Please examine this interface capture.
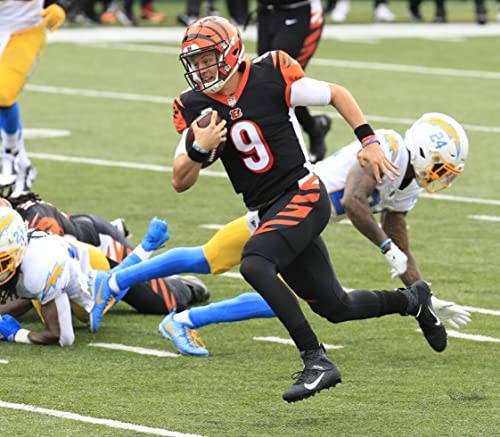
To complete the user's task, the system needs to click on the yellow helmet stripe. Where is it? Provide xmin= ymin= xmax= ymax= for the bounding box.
xmin=0 ymin=213 xmax=14 ymax=236
xmin=423 ymin=117 xmax=461 ymax=155
xmin=384 ymin=133 xmax=399 ymax=160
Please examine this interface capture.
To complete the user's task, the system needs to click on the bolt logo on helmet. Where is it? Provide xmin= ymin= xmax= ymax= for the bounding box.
xmin=0 ymin=206 xmax=27 ymax=301
xmin=179 ymin=16 xmax=245 ymax=94
xmin=404 ymin=112 xmax=469 ymax=193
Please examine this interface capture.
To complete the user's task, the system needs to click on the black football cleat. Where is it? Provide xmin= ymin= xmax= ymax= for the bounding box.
xmin=401 ymin=280 xmax=447 ymax=352
xmin=282 ymin=346 xmax=342 ymax=403
xmin=173 ymin=275 xmax=211 ymax=305
xmin=308 ymin=115 xmax=332 ymax=164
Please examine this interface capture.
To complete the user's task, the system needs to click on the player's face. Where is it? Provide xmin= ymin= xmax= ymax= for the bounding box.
xmin=188 ymin=50 xmax=219 ymax=83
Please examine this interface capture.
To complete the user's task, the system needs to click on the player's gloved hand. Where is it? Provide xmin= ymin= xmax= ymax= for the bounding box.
xmin=431 ymin=296 xmax=471 ymax=329
xmin=40 ymin=4 xmax=66 ymax=32
xmin=383 ymin=244 xmax=408 ymax=278
xmin=141 ymin=217 xmax=170 ymax=251
xmin=0 ymin=314 xmax=22 ymax=342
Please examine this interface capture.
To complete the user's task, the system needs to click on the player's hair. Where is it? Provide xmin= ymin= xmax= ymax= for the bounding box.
xmin=8 ymin=192 xmax=42 ymax=209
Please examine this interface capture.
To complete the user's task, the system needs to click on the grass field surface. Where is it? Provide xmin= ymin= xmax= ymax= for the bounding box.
xmin=1 ymin=20 xmax=499 ymax=436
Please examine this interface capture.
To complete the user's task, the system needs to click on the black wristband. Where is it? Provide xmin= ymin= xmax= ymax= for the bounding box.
xmin=354 ymin=124 xmax=375 ymax=142
xmin=187 ymin=146 xmax=209 ymax=164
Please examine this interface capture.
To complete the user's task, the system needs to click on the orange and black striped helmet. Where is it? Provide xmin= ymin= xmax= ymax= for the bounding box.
xmin=179 ymin=16 xmax=245 ymax=93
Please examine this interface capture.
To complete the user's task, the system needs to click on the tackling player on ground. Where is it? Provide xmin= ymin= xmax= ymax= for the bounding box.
xmin=0 ymin=207 xmax=170 ymax=346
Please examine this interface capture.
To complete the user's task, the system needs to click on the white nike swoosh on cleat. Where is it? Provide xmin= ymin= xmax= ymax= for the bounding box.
xmin=285 ymin=18 xmax=298 ymax=25
xmin=428 ymin=307 xmax=442 ymax=326
xmin=304 ymin=372 xmax=326 ymax=390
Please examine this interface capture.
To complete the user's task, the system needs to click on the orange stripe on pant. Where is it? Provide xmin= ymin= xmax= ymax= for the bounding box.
xmin=255 ymin=175 xmax=321 ymax=235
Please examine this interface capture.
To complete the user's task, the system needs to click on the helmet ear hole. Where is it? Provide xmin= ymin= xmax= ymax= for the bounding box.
xmin=419 ymin=147 xmax=425 ymax=158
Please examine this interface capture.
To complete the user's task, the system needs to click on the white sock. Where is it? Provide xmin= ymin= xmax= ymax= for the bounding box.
xmin=108 ymin=273 xmax=120 ymax=293
xmin=173 ymin=310 xmax=194 ymax=328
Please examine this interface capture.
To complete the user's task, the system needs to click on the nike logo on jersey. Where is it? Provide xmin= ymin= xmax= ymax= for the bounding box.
xmin=304 ymin=372 xmax=326 ymax=390
xmin=285 ymin=18 xmax=298 ymax=25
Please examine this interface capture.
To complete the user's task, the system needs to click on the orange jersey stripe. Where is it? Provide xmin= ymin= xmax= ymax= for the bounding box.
xmin=173 ymin=97 xmax=188 ymax=133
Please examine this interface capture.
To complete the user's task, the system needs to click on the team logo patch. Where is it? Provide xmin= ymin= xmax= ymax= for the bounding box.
xmin=230 ymin=108 xmax=243 ymax=120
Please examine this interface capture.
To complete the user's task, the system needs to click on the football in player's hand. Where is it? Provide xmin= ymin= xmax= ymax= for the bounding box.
xmin=186 ymin=111 xmax=226 ymax=168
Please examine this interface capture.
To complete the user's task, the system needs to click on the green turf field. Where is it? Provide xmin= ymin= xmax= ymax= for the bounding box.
xmin=1 ymin=22 xmax=499 ymax=436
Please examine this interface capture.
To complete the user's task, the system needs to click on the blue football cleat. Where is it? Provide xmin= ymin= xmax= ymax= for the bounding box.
xmin=158 ymin=311 xmax=209 ymax=356
xmin=89 ymin=271 xmax=114 ymax=333
xmin=141 ymin=217 xmax=170 ymax=251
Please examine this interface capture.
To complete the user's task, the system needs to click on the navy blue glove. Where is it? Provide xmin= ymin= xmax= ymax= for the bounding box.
xmin=0 ymin=314 xmax=22 ymax=342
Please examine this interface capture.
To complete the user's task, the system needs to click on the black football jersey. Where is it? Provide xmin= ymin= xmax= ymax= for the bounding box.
xmin=173 ymin=51 xmax=311 ymax=210
xmin=15 ymin=200 xmax=78 ymax=236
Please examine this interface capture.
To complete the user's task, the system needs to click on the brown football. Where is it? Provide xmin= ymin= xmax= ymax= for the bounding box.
xmin=185 ymin=110 xmax=226 ymax=168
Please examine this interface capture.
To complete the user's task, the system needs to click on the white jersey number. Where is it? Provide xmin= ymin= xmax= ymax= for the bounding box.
xmin=230 ymin=121 xmax=274 ymax=173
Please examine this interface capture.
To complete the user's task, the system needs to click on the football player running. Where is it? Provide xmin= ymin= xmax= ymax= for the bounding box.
xmin=0 ymin=206 xmax=170 ymax=346
xmin=0 ymin=0 xmax=68 ymax=195
xmin=95 ymin=16 xmax=456 ymax=403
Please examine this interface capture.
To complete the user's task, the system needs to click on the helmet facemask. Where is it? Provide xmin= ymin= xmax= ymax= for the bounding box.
xmin=179 ymin=16 xmax=245 ymax=94
xmin=180 ymin=45 xmax=232 ymax=93
xmin=414 ymin=153 xmax=464 ymax=193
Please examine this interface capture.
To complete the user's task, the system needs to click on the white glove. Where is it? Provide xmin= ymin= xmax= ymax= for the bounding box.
xmin=383 ymin=244 xmax=408 ymax=278
xmin=431 ymin=296 xmax=471 ymax=329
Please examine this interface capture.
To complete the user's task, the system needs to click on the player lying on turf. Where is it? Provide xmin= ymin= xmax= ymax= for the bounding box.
xmin=0 ymin=208 xmax=170 ymax=346
xmin=0 ymin=190 xmax=210 ymax=318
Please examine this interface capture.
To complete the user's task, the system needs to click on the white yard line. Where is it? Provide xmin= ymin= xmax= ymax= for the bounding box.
xmin=0 ymin=359 xmax=8 ymax=364
xmin=468 ymin=215 xmax=500 ymax=222
xmin=76 ymin=41 xmax=500 ymax=82
xmin=24 ymin=84 xmax=500 ymax=134
xmin=0 ymin=401 xmax=203 ymax=437
xmin=420 ymin=193 xmax=500 ymax=206
xmin=446 ymin=330 xmax=500 ymax=343
xmin=24 ymin=128 xmax=71 ymax=139
xmin=28 ymin=152 xmax=500 ymax=213
xmin=461 ymin=306 xmax=500 ymax=316
xmin=253 ymin=336 xmax=343 ymax=350
xmin=88 ymin=342 xmax=179 ymax=357
xmin=47 ymin=24 xmax=500 ymax=45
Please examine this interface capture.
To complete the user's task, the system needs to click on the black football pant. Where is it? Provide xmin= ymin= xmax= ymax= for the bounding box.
xmin=241 ymin=175 xmax=408 ymax=352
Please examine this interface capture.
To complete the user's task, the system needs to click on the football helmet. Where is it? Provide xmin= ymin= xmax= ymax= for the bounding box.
xmin=404 ymin=113 xmax=469 ymax=193
xmin=179 ymin=16 xmax=245 ymax=93
xmin=0 ymin=206 xmax=27 ymax=289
